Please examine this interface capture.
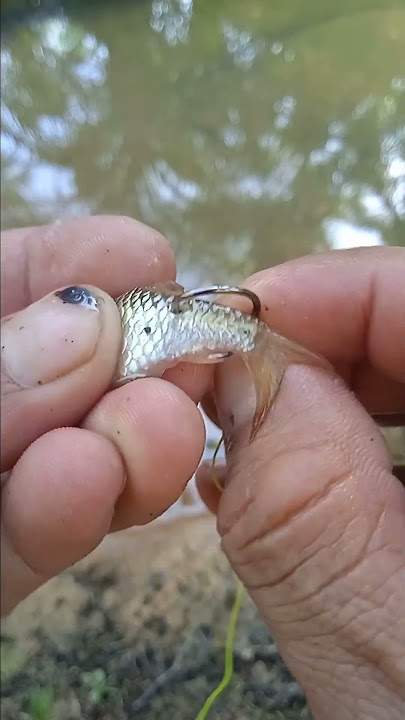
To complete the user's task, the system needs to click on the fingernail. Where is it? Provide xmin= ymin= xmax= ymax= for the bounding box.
xmin=1 ymin=286 xmax=101 ymax=389
xmin=214 ymin=356 xmax=257 ymax=443
xmin=54 ymin=286 xmax=99 ymax=310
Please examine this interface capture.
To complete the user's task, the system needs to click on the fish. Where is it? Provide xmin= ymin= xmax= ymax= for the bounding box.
xmin=112 ymin=281 xmax=329 ymax=441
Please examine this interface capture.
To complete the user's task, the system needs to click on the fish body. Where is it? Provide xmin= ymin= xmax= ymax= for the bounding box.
xmin=114 ymin=282 xmax=259 ymax=381
xmin=113 ymin=281 xmax=328 ymax=440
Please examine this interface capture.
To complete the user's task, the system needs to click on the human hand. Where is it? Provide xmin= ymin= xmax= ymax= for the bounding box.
xmin=1 ymin=216 xmax=211 ymax=616
xmin=197 ymin=247 xmax=405 ymax=720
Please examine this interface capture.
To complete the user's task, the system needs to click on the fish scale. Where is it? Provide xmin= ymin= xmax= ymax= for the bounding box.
xmin=112 ymin=281 xmax=329 ymax=442
xmin=113 ymin=284 xmax=259 ymax=385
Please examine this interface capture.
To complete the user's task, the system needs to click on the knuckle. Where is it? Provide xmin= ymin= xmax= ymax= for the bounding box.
xmin=221 ymin=446 xmax=389 ymax=606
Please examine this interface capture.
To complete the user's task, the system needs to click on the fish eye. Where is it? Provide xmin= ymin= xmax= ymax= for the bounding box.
xmin=144 ymin=326 xmax=152 ymax=334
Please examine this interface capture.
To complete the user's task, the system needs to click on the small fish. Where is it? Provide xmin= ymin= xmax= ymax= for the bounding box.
xmin=112 ymin=281 xmax=329 ymax=441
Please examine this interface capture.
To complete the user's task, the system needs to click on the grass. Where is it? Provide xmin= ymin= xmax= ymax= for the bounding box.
xmin=1 ymin=640 xmax=26 ymax=681
xmin=28 ymin=686 xmax=54 ymax=720
xmin=82 ymin=667 xmax=118 ymax=703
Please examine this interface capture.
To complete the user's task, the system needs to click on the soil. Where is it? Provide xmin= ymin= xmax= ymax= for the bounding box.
xmin=1 ymin=514 xmax=312 ymax=720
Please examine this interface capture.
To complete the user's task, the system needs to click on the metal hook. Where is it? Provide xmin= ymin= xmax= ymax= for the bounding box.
xmin=178 ymin=285 xmax=261 ymax=318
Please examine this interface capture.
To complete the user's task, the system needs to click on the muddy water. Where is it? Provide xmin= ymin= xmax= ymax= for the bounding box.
xmin=2 ymin=0 xmax=404 ymax=518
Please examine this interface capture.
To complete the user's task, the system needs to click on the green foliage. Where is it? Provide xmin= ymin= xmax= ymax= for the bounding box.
xmin=0 ymin=641 xmax=26 ymax=681
xmin=28 ymin=686 xmax=54 ymax=720
xmin=82 ymin=668 xmax=117 ymax=704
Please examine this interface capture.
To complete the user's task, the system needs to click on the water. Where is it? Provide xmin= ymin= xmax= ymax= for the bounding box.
xmin=1 ymin=0 xmax=404 ymax=516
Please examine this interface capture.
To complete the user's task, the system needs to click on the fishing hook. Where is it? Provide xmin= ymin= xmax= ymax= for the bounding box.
xmin=178 ymin=285 xmax=262 ymax=318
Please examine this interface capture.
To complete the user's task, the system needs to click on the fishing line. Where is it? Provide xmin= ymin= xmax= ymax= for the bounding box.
xmin=194 ymin=435 xmax=245 ymax=720
xmin=195 ymin=580 xmax=244 ymax=720
xmin=211 ymin=433 xmax=225 ymax=492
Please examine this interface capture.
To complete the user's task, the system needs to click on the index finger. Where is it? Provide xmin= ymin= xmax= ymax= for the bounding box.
xmin=246 ymin=246 xmax=405 ymax=385
xmin=1 ymin=215 xmax=175 ymax=317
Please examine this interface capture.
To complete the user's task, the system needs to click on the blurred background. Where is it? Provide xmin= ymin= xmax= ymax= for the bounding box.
xmin=1 ymin=1 xmax=404 ymax=718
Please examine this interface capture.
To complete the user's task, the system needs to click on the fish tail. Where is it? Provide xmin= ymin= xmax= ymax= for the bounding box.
xmin=242 ymin=323 xmax=331 ymax=443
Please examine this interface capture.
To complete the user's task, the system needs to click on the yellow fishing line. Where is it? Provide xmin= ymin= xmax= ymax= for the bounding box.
xmin=194 ymin=435 xmax=245 ymax=720
xmin=195 ymin=580 xmax=244 ymax=720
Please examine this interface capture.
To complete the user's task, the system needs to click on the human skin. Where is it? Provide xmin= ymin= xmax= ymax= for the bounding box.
xmin=1 ymin=216 xmax=212 ymax=615
xmin=197 ymin=247 xmax=405 ymax=719
xmin=1 ymin=218 xmax=404 ymax=719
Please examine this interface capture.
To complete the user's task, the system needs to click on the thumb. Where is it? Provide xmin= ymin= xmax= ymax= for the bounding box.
xmin=207 ymin=357 xmax=405 ymax=716
xmin=1 ymin=286 xmax=122 ymax=472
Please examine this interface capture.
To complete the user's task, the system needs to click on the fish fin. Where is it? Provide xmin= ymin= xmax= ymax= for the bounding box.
xmin=242 ymin=324 xmax=332 ymax=443
xmin=152 ymin=281 xmax=185 ymax=297
xmin=181 ymin=351 xmax=231 ymax=365
xmin=112 ymin=372 xmax=148 ymax=388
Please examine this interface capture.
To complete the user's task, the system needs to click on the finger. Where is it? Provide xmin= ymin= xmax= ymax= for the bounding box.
xmin=1 ymin=285 xmax=122 ymax=472
xmin=245 ymin=246 xmax=405 ymax=395
xmin=163 ymin=363 xmax=213 ymax=404
xmin=393 ymin=466 xmax=405 ymax=485
xmin=202 ymin=398 xmax=405 ymax=430
xmin=197 ymin=457 xmax=405 ymax=505
xmin=374 ymin=414 xmax=405 ymax=426
xmin=214 ymin=356 xmax=405 ymax=712
xmin=201 ymin=370 xmax=405 ymax=428
xmin=1 ymin=215 xmax=175 ymax=317
xmin=351 ymin=363 xmax=405 ymax=417
xmin=201 ymin=391 xmax=220 ymax=428
xmin=195 ymin=460 xmax=224 ymax=515
xmin=83 ymin=378 xmax=206 ymax=529
xmin=1 ymin=428 xmax=125 ymax=616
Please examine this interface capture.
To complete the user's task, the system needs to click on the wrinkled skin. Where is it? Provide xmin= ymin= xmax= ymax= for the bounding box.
xmin=1 ymin=217 xmax=404 ymax=720
xmin=197 ymin=247 xmax=405 ymax=720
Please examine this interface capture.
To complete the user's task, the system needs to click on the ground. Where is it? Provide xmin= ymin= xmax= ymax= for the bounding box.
xmin=1 ymin=514 xmax=312 ymax=720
